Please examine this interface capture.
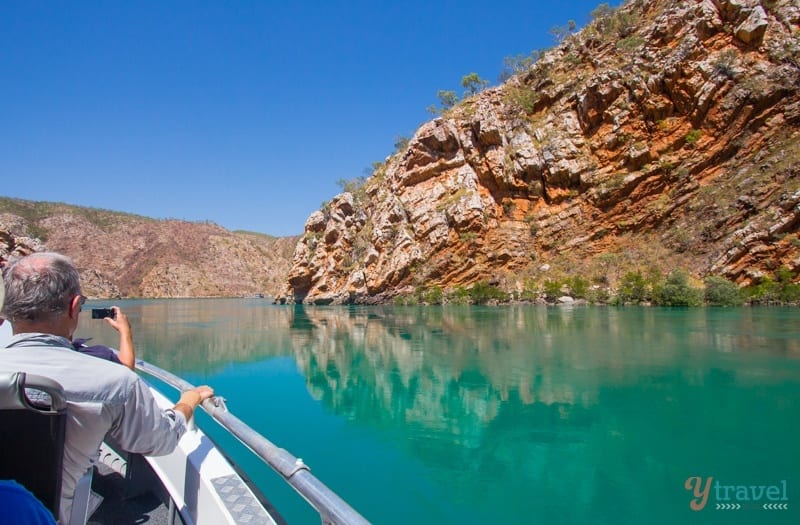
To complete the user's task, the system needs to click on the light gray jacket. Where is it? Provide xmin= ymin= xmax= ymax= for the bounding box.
xmin=1 ymin=333 xmax=187 ymax=523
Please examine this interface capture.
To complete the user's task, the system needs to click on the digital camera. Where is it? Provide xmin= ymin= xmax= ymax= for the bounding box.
xmin=91 ymin=308 xmax=115 ymax=320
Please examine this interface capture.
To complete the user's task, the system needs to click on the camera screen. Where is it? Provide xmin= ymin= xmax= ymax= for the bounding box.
xmin=91 ymin=308 xmax=115 ymax=319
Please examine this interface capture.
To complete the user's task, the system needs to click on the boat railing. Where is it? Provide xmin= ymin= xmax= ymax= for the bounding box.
xmin=135 ymin=358 xmax=371 ymax=525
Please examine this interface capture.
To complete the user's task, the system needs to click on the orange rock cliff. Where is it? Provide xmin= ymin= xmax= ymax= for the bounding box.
xmin=280 ymin=0 xmax=800 ymax=304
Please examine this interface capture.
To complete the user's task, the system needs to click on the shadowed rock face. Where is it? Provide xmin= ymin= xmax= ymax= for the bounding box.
xmin=281 ymin=0 xmax=800 ymax=305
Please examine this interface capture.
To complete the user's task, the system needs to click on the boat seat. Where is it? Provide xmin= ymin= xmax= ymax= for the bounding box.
xmin=0 ymin=371 xmax=102 ymax=525
xmin=0 ymin=371 xmax=67 ymax=518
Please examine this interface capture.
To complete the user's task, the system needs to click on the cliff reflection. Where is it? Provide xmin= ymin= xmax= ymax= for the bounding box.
xmin=290 ymin=306 xmax=604 ymax=445
xmin=285 ymin=305 xmax=800 ymax=521
xmin=288 ymin=305 xmax=799 ymax=440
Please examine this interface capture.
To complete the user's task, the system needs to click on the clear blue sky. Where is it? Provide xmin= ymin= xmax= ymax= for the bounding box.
xmin=1 ymin=1 xmax=617 ymax=237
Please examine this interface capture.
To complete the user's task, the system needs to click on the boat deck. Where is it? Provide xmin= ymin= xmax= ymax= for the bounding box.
xmin=88 ymin=452 xmax=178 ymax=525
xmin=88 ymin=467 xmax=173 ymax=525
xmin=86 ymin=435 xmax=284 ymax=525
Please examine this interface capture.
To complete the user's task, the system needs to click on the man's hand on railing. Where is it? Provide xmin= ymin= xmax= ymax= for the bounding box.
xmin=173 ymin=386 xmax=214 ymax=421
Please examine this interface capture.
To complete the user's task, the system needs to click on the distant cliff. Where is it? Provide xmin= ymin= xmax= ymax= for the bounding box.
xmin=0 ymin=197 xmax=298 ymax=298
xmin=280 ymin=0 xmax=800 ymax=304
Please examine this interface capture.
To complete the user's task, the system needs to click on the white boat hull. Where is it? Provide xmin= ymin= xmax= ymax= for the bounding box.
xmin=138 ymin=386 xmax=278 ymax=525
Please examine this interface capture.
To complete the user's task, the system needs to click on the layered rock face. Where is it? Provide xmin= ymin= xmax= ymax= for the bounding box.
xmin=0 ymin=199 xmax=298 ymax=298
xmin=282 ymin=0 xmax=800 ymax=304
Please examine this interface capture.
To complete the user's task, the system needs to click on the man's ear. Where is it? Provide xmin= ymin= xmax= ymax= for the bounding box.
xmin=68 ymin=295 xmax=82 ymax=319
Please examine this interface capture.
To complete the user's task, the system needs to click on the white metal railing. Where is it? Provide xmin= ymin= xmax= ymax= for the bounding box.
xmin=135 ymin=359 xmax=371 ymax=525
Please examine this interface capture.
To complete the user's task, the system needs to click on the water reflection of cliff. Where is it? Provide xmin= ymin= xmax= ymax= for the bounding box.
xmin=289 ymin=306 xmax=800 ymax=437
xmin=287 ymin=306 xmax=800 ymax=522
xmin=291 ymin=306 xmax=605 ymax=444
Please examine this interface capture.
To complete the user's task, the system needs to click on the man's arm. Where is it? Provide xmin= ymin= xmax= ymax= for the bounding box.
xmin=104 ymin=307 xmax=135 ymax=369
xmin=172 ymin=386 xmax=215 ymax=421
xmin=110 ymin=378 xmax=215 ymax=457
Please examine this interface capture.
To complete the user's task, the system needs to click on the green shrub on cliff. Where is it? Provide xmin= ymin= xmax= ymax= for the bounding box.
xmin=421 ymin=286 xmax=444 ymax=305
xmin=745 ymin=267 xmax=800 ymax=304
xmin=447 ymin=286 xmax=471 ymax=305
xmin=567 ymin=275 xmax=589 ymax=299
xmin=25 ymin=224 xmax=49 ymax=242
xmin=685 ymin=129 xmax=702 ymax=144
xmin=744 ymin=277 xmax=780 ymax=304
xmin=590 ymin=3 xmax=638 ymax=39
xmin=469 ymin=281 xmax=507 ymax=304
xmin=775 ymin=266 xmax=800 ymax=302
xmin=461 ymin=73 xmax=489 ymax=96
xmin=616 ymin=271 xmax=649 ymax=304
xmin=542 ymin=278 xmax=563 ymax=300
xmin=704 ymin=276 xmax=743 ymax=306
xmin=499 ymin=50 xmax=543 ymax=82
xmin=652 ymin=270 xmax=702 ymax=306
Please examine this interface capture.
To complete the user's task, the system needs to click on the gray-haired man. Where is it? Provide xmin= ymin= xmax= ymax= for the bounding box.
xmin=0 ymin=252 xmax=214 ymax=523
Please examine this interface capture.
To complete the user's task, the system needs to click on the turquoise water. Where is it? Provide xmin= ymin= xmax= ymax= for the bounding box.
xmin=78 ymin=301 xmax=800 ymax=524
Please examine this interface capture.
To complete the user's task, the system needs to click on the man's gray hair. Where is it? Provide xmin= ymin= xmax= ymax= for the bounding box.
xmin=1 ymin=252 xmax=82 ymax=323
